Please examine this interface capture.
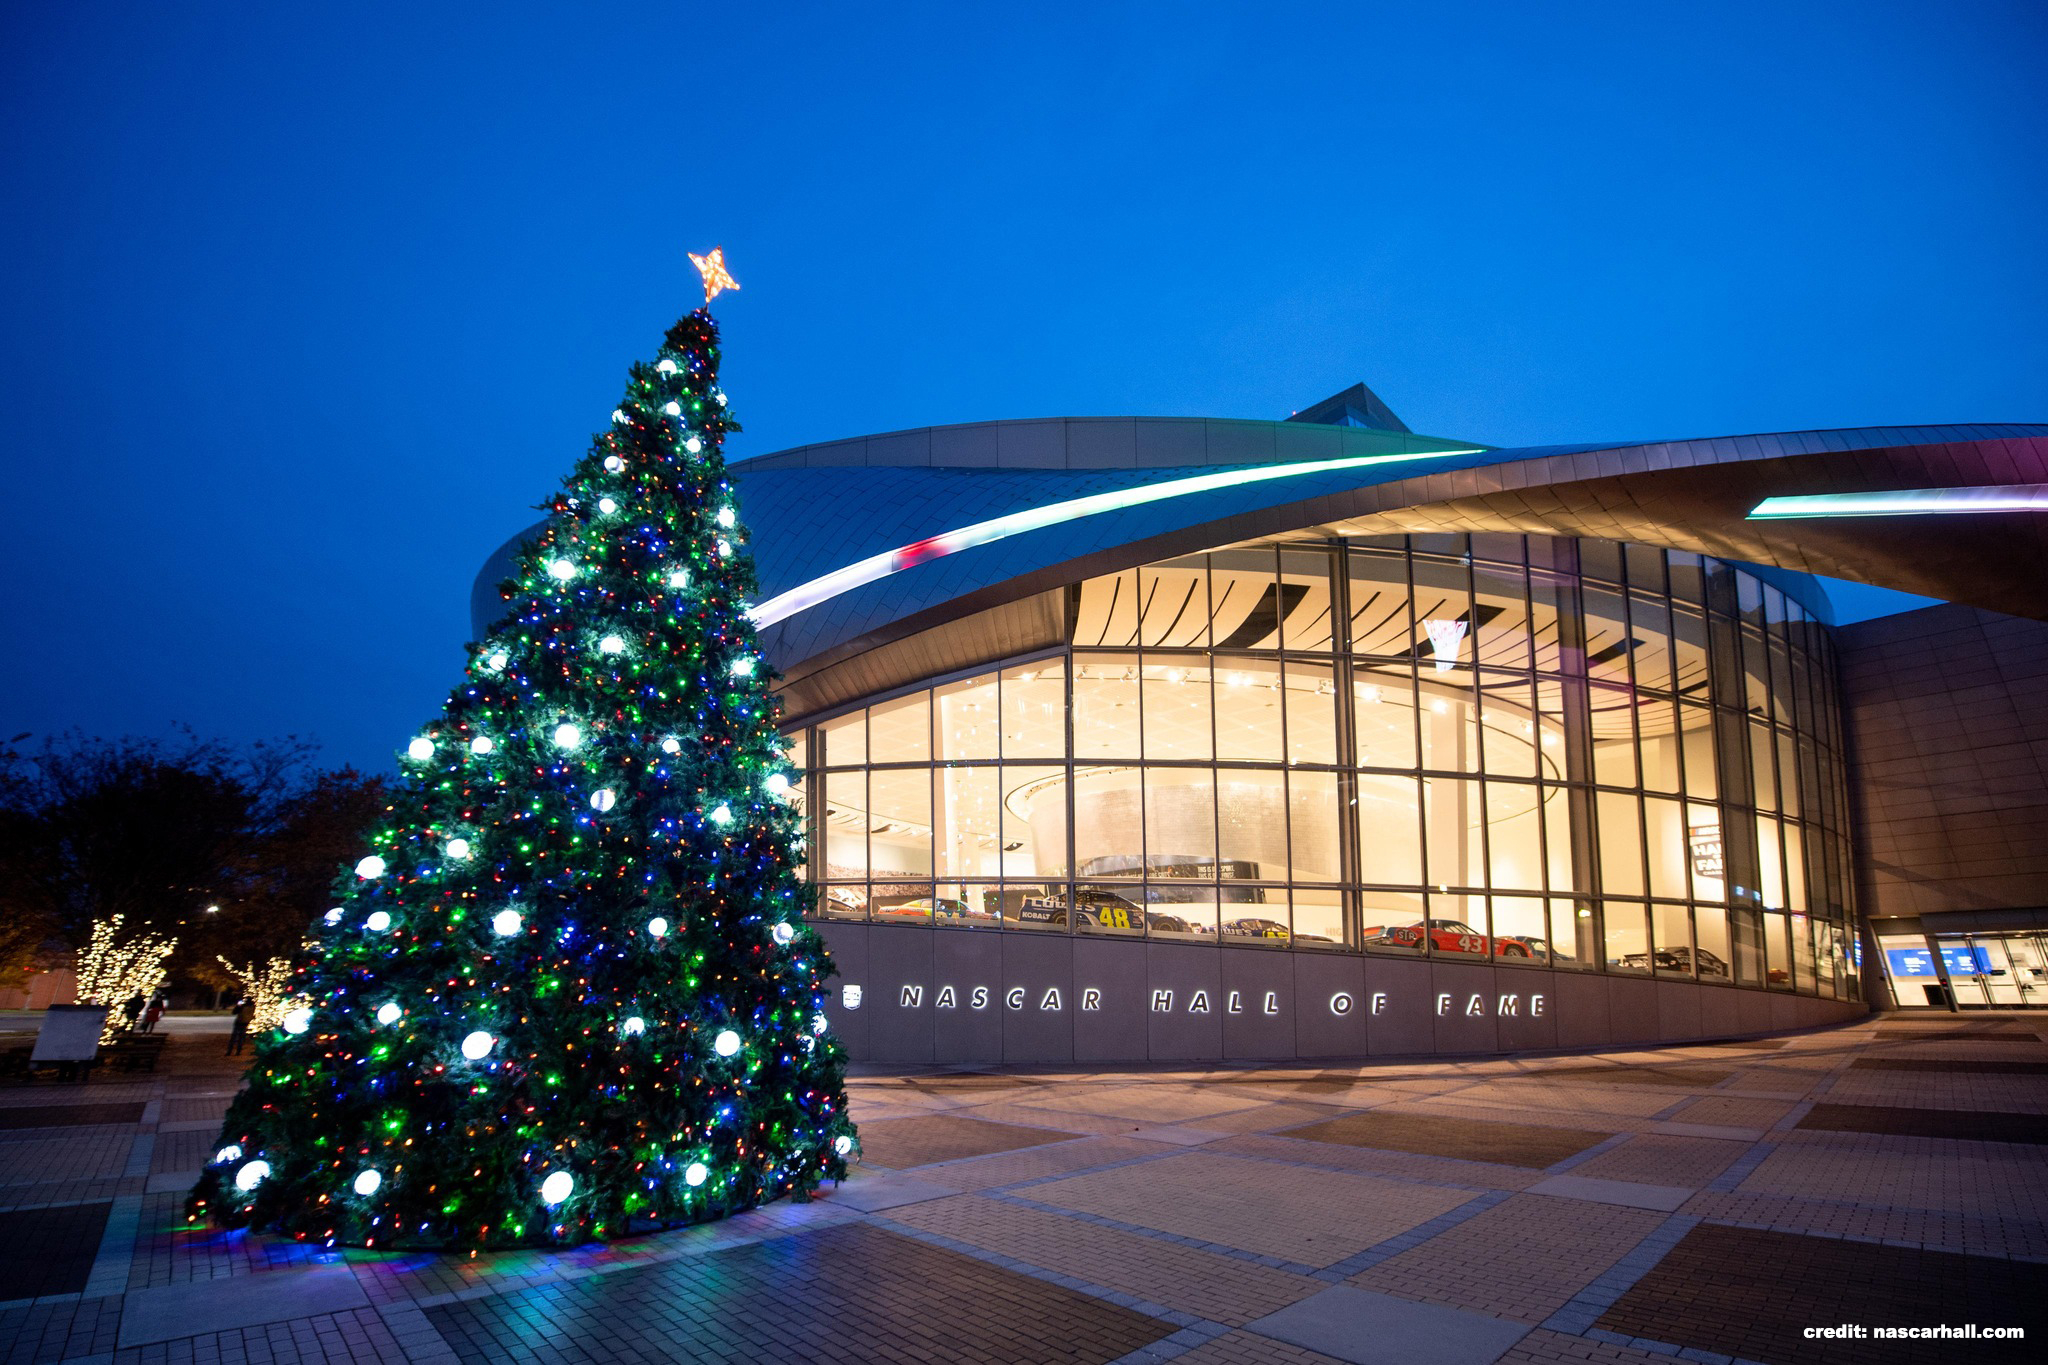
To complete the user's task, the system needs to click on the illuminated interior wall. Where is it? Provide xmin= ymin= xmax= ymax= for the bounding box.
xmin=790 ymin=533 xmax=1857 ymax=999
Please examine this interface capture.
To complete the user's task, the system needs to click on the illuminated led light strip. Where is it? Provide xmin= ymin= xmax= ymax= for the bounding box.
xmin=1747 ymin=485 xmax=2048 ymax=520
xmin=746 ymin=446 xmax=1483 ymax=627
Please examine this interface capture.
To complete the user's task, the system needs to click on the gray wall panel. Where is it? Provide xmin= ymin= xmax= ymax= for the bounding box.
xmin=813 ymin=922 xmax=870 ymax=1058
xmin=1221 ymin=949 xmax=1297 ymax=1059
xmin=1298 ymin=953 xmax=1372 ymax=1057
xmin=867 ymin=924 xmax=936 ymax=1064
xmin=1551 ymin=971 xmax=1612 ymax=1050
xmin=1360 ymin=955 xmax=1433 ymax=1054
xmin=1608 ymin=976 xmax=1661 ymax=1045
xmin=932 ymin=930 xmax=1005 ymax=1063
xmin=1002 ymin=934 xmax=1077 ymax=1065
xmin=1072 ymin=938 xmax=1149 ymax=1062
xmin=1494 ymin=966 xmax=1558 ymax=1051
xmin=1146 ymin=943 xmax=1225 ymax=1061
xmin=1430 ymin=961 xmax=1501 ymax=1054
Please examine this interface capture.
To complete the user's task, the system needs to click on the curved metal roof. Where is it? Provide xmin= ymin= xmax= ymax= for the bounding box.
xmin=474 ymin=418 xmax=2048 ymax=681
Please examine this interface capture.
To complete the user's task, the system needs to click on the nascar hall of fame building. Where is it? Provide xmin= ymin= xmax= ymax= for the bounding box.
xmin=478 ymin=383 xmax=2048 ymax=1064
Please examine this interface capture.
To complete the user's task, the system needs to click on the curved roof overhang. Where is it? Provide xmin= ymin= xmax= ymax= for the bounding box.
xmin=742 ymin=423 xmax=2048 ymax=688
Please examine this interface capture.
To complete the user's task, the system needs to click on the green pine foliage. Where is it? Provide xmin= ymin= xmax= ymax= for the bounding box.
xmin=191 ymin=308 xmax=855 ymax=1248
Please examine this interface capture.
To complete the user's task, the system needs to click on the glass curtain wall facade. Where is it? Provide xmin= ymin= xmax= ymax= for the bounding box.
xmin=793 ymin=533 xmax=1860 ymax=1000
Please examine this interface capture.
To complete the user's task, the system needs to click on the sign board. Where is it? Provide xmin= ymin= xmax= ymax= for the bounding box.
xmin=1884 ymin=947 xmax=1938 ymax=979
xmin=1688 ymin=823 xmax=1724 ymax=878
xmin=30 ymin=1004 xmax=108 ymax=1062
xmin=1939 ymin=943 xmax=1999 ymax=977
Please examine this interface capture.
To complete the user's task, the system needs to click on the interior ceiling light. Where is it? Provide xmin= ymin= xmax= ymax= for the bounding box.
xmin=747 ymin=446 xmax=1483 ymax=628
xmin=1747 ymin=485 xmax=2048 ymax=519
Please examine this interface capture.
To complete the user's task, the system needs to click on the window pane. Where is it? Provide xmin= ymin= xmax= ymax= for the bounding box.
xmin=1362 ymin=891 xmax=1427 ymax=952
xmin=1222 ymin=889 xmax=1292 ymax=943
xmin=1279 ymin=548 xmax=1336 ymax=652
xmin=1002 ymin=765 xmax=1069 ymax=880
xmin=1644 ymin=797 xmax=1688 ymax=899
xmin=1356 ymin=774 xmax=1422 ymax=885
xmin=1355 ymin=664 xmax=1418 ymax=768
xmin=1290 ymin=886 xmax=1346 ymax=948
xmin=1529 ymin=572 xmax=1568 ymax=675
xmin=1073 ymin=654 xmax=1141 ymax=759
xmin=1473 ymin=560 xmax=1532 ymax=671
xmin=1286 ymin=770 xmax=1343 ymax=883
xmin=935 ymin=764 xmax=1000 ymax=879
xmin=1605 ymin=902 xmax=1650 ymax=971
xmin=1210 ymin=547 xmax=1280 ymax=650
xmin=934 ymin=881 xmax=1002 ymax=927
xmin=1693 ymin=905 xmax=1732 ymax=979
xmin=1750 ymin=722 xmax=1777 ymax=810
xmin=1143 ymin=660 xmax=1213 ymax=761
xmin=1589 ymin=682 xmax=1637 ymax=787
xmin=1074 ymin=883 xmax=1146 ymax=937
xmin=1073 ymin=569 xmax=1142 ymax=647
xmin=1637 ymin=699 xmax=1682 ymax=794
xmin=1756 ymin=816 xmax=1785 ymax=910
xmin=1484 ymin=781 xmax=1543 ymax=892
xmin=1671 ymin=607 xmax=1711 ymax=701
xmin=869 ymin=692 xmax=931 ymax=764
xmin=1627 ymin=593 xmax=1676 ymax=694
xmin=1217 ymin=768 xmax=1289 ymax=880
xmin=1680 ymin=704 xmax=1718 ymax=801
xmin=1284 ymin=661 xmax=1337 ymax=764
xmin=1139 ymin=556 xmax=1209 ymax=648
xmin=1146 ymin=768 xmax=1217 ymax=880
xmin=1216 ymin=657 xmax=1285 ymax=761
xmin=784 ymin=731 xmax=808 ymax=770
xmin=1492 ymin=895 xmax=1550 ymax=961
xmin=1424 ymin=776 xmax=1484 ymax=889
xmin=933 ymin=674 xmax=999 ymax=761
xmin=867 ymin=768 xmax=932 ymax=918
xmin=1551 ymin=898 xmax=1595 ymax=968
xmin=823 ymin=770 xmax=865 ymax=879
xmin=1764 ymin=910 xmax=1792 ymax=988
xmin=1348 ymin=547 xmax=1412 ymax=658
xmin=1478 ymin=674 xmax=1539 ymax=779
xmin=1001 ymin=662 xmax=1065 ymax=759
xmin=821 ymin=709 xmax=866 ymax=768
xmin=1652 ymin=904 xmax=1692 ymax=976
xmin=1783 ymin=822 xmax=1808 ymax=913
xmin=1596 ymin=791 xmax=1645 ymax=896
xmin=1419 ymin=668 xmax=1481 ymax=773
xmin=1542 ymin=785 xmax=1578 ymax=894
xmin=1072 ymin=764 xmax=1142 ymax=878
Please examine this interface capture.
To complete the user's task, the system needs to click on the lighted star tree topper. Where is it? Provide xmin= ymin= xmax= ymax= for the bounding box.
xmin=191 ymin=251 xmax=856 ymax=1249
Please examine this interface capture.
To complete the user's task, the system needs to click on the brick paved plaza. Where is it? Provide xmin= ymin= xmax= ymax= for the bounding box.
xmin=2 ymin=1014 xmax=2044 ymax=1364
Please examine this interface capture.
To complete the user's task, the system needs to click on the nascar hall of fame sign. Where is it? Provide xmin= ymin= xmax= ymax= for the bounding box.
xmin=839 ymin=982 xmax=1547 ymax=1018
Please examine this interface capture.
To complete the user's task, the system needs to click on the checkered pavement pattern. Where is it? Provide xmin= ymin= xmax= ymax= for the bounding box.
xmin=1 ymin=1011 xmax=2043 ymax=1364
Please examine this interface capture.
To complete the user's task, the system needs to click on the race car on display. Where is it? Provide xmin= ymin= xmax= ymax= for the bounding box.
xmin=1358 ymin=917 xmax=1543 ymax=958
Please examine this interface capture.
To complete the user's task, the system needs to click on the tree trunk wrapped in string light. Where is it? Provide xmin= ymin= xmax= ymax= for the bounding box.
xmin=191 ymin=252 xmax=855 ymax=1248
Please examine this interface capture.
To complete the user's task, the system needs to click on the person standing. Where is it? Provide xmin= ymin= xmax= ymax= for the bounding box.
xmin=121 ymin=992 xmax=146 ymax=1032
xmin=226 ymin=998 xmax=255 ymax=1056
xmin=140 ymin=995 xmax=165 ymax=1033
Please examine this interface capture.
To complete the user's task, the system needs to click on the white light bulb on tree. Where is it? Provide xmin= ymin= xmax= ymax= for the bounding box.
xmin=647 ymin=917 xmax=668 ymax=938
xmin=833 ymin=1135 xmax=852 ymax=1156
xmin=548 ymin=559 xmax=577 ymax=581
xmin=765 ymin=773 xmax=790 ymax=798
xmin=214 ymin=1144 xmax=242 ymax=1164
xmin=667 ymin=569 xmax=690 ymax=589
xmin=729 ymin=657 xmax=754 ymax=678
xmin=471 ymin=735 xmax=494 ymax=755
xmin=590 ymin=788 xmax=617 ymax=812
xmin=598 ymin=497 xmax=618 ymax=515
xmin=376 ymin=1002 xmax=402 ymax=1024
xmin=655 ymin=358 xmax=677 ymax=375
xmin=236 ymin=1160 xmax=270 ymax=1192
xmin=716 ymin=539 xmax=732 ymax=558
xmin=492 ymin=909 xmax=522 ymax=936
xmin=663 ymin=400 xmax=682 ymax=416
xmin=709 ymin=803 xmax=733 ymax=826
xmin=540 ymin=1171 xmax=573 ymax=1205
xmin=611 ymin=408 xmax=628 ymax=424
xmin=354 ymin=1169 xmax=382 ymax=1196
xmin=553 ymin=723 xmax=582 ymax=750
xmin=487 ymin=650 xmax=510 ymax=671
xmin=461 ymin=1031 xmax=494 ymax=1060
xmin=684 ymin=436 xmax=701 ymax=454
xmin=598 ymin=635 xmax=625 ymax=655
xmin=603 ymin=454 xmax=624 ymax=473
xmin=713 ymin=1029 xmax=741 ymax=1057
xmin=622 ymin=1016 xmax=645 ymax=1035
xmin=365 ymin=911 xmax=392 ymax=932
xmin=772 ymin=922 xmax=794 ymax=945
xmin=716 ymin=506 xmax=736 ymax=528
xmin=356 ymin=855 xmax=386 ymax=879
xmin=407 ymin=737 xmax=435 ymax=762
xmin=685 ymin=1161 xmax=708 ymax=1187
xmin=282 ymin=1007 xmax=313 ymax=1034
xmin=661 ymin=737 xmax=681 ymax=755
xmin=812 ymin=1013 xmax=829 ymax=1036
xmin=445 ymin=838 xmax=472 ymax=860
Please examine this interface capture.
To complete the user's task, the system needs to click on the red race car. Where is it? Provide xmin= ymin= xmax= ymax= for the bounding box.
xmin=1360 ymin=917 xmax=1542 ymax=959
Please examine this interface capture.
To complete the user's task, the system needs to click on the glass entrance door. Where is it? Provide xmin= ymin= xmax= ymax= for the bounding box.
xmin=1928 ymin=932 xmax=2048 ymax=1008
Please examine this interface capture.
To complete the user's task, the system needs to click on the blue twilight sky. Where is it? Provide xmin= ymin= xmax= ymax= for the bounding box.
xmin=2 ymin=2 xmax=2043 ymax=775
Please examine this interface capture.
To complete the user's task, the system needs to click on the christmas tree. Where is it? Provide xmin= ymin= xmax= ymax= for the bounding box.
xmin=192 ymin=250 xmax=855 ymax=1249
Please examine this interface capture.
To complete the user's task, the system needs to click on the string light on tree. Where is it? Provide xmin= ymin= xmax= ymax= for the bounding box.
xmin=191 ymin=251 xmax=853 ymax=1249
xmin=76 ymin=916 xmax=177 ymax=1042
